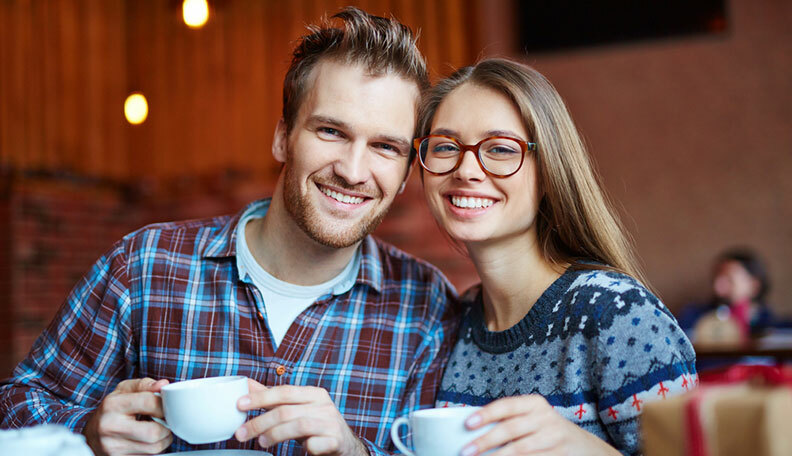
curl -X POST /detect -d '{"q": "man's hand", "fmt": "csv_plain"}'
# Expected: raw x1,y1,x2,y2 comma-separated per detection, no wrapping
83,377,173,456
235,379,368,455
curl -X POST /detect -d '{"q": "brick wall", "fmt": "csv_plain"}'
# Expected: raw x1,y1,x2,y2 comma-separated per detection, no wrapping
0,173,474,377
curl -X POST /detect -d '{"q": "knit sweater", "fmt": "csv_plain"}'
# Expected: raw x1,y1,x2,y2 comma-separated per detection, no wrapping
436,267,697,455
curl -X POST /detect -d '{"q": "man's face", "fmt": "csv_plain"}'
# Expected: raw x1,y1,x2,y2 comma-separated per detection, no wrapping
275,60,418,248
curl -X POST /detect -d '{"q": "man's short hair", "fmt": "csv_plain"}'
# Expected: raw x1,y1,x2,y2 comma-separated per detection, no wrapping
282,7,429,137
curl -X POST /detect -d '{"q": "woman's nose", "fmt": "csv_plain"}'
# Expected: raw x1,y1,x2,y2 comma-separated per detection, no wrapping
453,149,485,182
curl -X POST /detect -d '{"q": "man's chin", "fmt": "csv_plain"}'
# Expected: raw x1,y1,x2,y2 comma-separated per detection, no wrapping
301,224,367,248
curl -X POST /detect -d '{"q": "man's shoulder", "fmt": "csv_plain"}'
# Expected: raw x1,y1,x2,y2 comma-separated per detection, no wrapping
120,214,234,256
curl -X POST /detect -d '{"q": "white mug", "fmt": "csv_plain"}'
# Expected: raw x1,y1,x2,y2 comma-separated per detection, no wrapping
390,407,492,456
152,375,249,445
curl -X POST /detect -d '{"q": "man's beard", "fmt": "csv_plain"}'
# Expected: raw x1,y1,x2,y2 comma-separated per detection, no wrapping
282,159,391,249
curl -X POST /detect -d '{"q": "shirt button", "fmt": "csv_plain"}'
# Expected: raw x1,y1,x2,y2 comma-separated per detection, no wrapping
276,365,286,376
257,311,264,320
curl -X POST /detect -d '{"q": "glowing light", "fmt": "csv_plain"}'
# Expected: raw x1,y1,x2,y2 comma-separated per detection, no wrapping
124,93,148,125
183,0,209,29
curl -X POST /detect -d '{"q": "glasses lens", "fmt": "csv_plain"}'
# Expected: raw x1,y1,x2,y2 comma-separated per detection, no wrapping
420,137,460,174
479,138,524,176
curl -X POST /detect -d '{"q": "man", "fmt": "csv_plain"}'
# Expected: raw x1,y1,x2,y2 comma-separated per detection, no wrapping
0,8,459,456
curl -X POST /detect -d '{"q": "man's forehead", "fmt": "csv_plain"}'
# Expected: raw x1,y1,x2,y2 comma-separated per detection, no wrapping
297,60,419,136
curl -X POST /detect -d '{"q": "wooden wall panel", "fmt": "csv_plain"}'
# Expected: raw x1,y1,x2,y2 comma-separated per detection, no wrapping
0,0,127,180
1,0,479,183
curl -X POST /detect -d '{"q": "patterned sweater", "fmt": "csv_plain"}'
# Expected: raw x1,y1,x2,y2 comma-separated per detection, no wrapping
436,267,697,455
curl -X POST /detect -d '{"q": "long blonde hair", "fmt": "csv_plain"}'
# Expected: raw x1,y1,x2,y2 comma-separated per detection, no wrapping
418,58,651,288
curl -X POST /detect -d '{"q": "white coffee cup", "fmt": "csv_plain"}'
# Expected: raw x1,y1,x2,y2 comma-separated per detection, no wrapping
152,375,249,445
390,407,493,456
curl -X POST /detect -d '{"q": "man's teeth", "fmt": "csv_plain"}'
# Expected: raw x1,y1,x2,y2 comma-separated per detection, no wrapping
321,187,365,204
450,196,495,209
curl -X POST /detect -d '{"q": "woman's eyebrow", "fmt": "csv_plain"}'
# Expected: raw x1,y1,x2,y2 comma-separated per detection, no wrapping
430,128,460,137
485,129,524,139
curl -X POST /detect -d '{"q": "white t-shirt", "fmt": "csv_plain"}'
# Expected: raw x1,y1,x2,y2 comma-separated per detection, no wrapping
235,206,360,348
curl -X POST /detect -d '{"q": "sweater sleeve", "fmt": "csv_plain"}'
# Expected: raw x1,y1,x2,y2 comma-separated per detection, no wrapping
592,276,697,455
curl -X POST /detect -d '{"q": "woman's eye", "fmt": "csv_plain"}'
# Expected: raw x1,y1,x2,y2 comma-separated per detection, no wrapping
486,145,519,155
433,143,460,153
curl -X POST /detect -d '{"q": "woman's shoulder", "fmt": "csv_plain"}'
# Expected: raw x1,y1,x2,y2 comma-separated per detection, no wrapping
565,266,652,297
563,266,681,331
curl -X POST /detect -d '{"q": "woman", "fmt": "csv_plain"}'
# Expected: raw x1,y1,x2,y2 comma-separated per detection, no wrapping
416,58,696,455
679,247,775,340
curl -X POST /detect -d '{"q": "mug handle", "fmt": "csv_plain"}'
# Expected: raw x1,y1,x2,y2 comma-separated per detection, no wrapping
390,416,414,456
151,392,170,430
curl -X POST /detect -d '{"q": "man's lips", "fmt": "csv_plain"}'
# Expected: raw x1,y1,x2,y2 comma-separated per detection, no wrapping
316,183,370,205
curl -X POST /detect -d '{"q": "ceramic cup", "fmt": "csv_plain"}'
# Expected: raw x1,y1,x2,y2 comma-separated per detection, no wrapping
390,407,493,456
152,375,249,445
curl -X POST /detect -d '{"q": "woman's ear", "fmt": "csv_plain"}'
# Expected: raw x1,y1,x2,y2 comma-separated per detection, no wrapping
272,119,288,163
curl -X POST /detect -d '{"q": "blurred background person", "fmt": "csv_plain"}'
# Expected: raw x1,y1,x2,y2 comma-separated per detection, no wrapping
679,247,775,345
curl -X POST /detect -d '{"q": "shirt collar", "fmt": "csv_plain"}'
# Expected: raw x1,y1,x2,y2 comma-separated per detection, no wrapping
202,198,384,294
201,199,268,260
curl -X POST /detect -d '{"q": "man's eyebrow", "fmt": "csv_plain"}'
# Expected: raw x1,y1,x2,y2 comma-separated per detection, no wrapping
310,115,410,149
375,134,411,150
307,115,351,130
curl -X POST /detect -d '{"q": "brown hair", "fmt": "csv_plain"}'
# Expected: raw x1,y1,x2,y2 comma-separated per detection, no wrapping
283,7,429,139
418,58,651,288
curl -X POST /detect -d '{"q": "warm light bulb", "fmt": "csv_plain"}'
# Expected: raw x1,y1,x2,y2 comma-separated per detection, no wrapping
124,93,148,125
183,0,209,28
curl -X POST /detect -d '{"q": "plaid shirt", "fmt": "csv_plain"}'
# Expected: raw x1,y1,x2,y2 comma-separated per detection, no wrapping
0,198,460,455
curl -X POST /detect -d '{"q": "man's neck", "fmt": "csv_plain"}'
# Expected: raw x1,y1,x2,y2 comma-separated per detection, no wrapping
245,193,360,286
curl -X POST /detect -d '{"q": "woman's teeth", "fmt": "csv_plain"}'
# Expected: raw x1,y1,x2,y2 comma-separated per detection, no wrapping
321,187,364,204
450,196,495,209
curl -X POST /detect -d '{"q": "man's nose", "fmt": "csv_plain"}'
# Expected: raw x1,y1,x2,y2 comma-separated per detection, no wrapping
333,140,371,186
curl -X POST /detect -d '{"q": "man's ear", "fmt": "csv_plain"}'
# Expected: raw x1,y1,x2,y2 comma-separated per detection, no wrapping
272,119,288,163
398,162,414,195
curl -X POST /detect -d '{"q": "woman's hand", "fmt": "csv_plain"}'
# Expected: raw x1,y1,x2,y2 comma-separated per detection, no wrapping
460,395,620,456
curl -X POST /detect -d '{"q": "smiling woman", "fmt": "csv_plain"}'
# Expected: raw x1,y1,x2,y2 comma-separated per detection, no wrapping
417,58,697,456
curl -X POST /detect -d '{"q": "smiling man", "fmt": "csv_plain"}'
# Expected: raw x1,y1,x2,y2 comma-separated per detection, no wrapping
0,8,459,456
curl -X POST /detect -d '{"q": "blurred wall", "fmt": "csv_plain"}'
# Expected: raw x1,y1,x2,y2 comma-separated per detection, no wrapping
1,0,480,180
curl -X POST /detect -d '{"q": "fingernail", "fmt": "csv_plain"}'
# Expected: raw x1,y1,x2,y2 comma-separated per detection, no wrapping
460,444,478,456
258,435,270,447
465,413,482,428
238,396,251,408
236,427,247,441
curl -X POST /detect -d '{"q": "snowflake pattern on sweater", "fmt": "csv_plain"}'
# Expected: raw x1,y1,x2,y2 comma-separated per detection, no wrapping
436,267,697,455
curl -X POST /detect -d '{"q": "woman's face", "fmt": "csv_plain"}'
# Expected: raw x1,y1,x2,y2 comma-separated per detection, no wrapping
422,82,541,246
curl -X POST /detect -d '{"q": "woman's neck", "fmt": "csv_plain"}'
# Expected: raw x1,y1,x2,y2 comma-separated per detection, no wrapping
467,232,564,332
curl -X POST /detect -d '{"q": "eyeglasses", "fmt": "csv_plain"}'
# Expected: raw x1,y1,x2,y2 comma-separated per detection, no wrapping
414,135,536,178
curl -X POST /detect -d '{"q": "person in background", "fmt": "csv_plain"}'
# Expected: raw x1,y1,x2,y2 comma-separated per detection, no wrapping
0,8,460,456
415,58,696,455
678,247,775,340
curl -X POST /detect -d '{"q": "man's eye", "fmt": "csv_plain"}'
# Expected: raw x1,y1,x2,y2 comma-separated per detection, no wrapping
376,143,407,156
317,127,342,138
